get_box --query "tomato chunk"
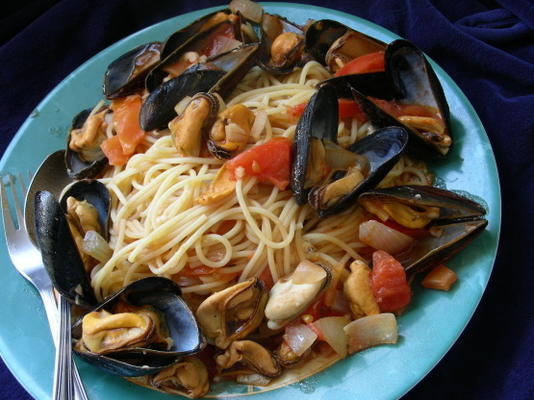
[334,51,385,77]
[422,264,457,291]
[100,135,129,166]
[371,250,411,312]
[338,99,367,122]
[226,137,292,190]
[290,103,307,118]
[111,95,145,156]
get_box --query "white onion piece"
[229,0,263,23]
[312,316,350,358]
[82,230,112,263]
[250,110,267,141]
[283,323,317,356]
[344,313,398,354]
[358,220,414,254]
[236,374,271,386]
[174,96,192,115]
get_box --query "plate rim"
[0,2,502,399]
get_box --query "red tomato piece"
[258,267,274,290]
[338,99,367,122]
[226,137,292,190]
[290,103,307,118]
[371,250,411,312]
[100,135,129,166]
[334,51,385,77]
[111,95,145,156]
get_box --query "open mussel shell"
[350,87,441,159]
[385,40,452,156]
[256,13,305,75]
[305,19,386,71]
[290,84,339,205]
[65,108,109,179]
[309,127,409,218]
[160,9,235,60]
[103,42,162,99]
[358,185,487,224]
[321,72,394,100]
[72,277,204,377]
[358,185,488,275]
[59,179,111,240]
[140,43,259,131]
[145,18,242,92]
[34,191,97,308]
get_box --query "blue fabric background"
[1,0,533,399]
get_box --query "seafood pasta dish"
[34,0,489,397]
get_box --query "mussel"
[72,277,204,377]
[140,43,260,131]
[195,278,267,349]
[291,83,408,217]
[265,260,331,330]
[103,42,162,99]
[305,19,386,74]
[145,18,243,92]
[257,13,305,74]
[65,106,110,179]
[358,185,488,274]
[349,40,452,157]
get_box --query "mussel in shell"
[103,42,162,99]
[290,82,408,217]
[305,19,386,73]
[358,185,488,274]
[140,43,260,131]
[72,277,204,377]
[195,277,267,349]
[65,106,110,179]
[257,13,305,74]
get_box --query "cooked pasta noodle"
[93,61,432,301]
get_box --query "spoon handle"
[52,296,74,400]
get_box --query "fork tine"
[0,175,16,234]
[8,174,24,228]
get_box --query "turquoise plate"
[0,3,501,400]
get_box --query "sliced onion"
[283,323,317,356]
[229,0,263,23]
[358,220,414,254]
[82,230,112,263]
[344,313,398,354]
[215,36,242,55]
[250,110,267,141]
[174,96,192,115]
[312,316,350,358]
[236,374,271,386]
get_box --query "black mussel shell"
[146,19,242,92]
[72,277,204,377]
[160,9,235,60]
[399,219,488,275]
[358,185,487,225]
[65,108,109,180]
[290,84,339,205]
[59,179,111,241]
[308,127,409,217]
[305,19,385,68]
[321,72,394,100]
[103,42,162,99]
[257,13,304,75]
[140,44,259,131]
[140,68,225,131]
[34,191,97,308]
[350,87,441,159]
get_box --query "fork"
[0,174,88,400]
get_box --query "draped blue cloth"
[1,0,533,399]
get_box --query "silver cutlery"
[1,170,88,400]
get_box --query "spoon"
[24,150,89,400]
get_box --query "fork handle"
[39,288,88,400]
[53,296,74,400]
